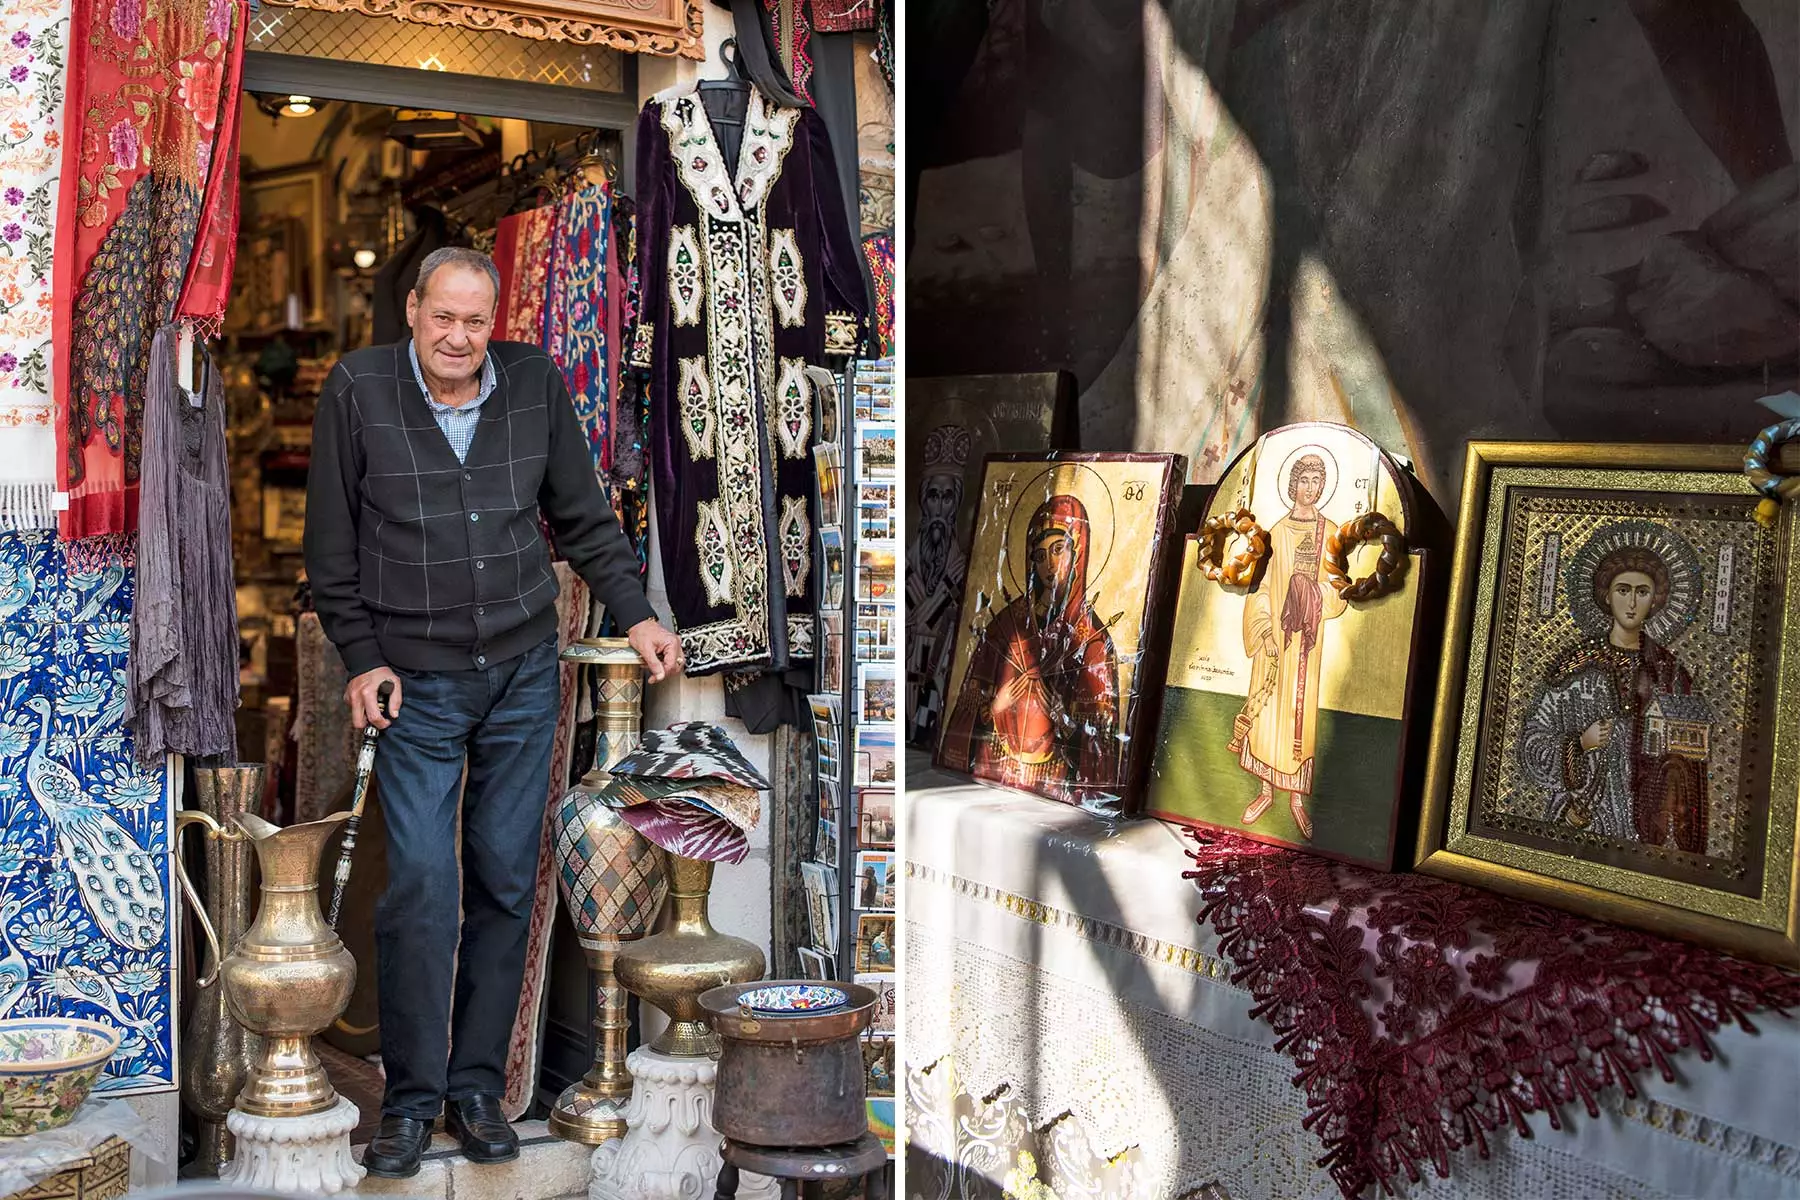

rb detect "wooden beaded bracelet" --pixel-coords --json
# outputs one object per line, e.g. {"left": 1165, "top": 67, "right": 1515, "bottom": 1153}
{"left": 1744, "top": 419, "right": 1800, "bottom": 527}
{"left": 1324, "top": 512, "right": 1409, "bottom": 601}
{"left": 1198, "top": 509, "right": 1270, "bottom": 588}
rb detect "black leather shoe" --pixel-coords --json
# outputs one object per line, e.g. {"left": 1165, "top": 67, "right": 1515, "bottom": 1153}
{"left": 446, "top": 1094, "right": 519, "bottom": 1164}
{"left": 364, "top": 1115, "right": 433, "bottom": 1178}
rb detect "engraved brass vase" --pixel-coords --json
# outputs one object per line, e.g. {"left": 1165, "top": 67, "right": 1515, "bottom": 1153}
{"left": 184, "top": 812, "right": 358, "bottom": 1117}
{"left": 179, "top": 767, "right": 265, "bottom": 1175}
{"left": 615, "top": 854, "right": 766, "bottom": 1058}
{"left": 548, "top": 638, "right": 669, "bottom": 1145}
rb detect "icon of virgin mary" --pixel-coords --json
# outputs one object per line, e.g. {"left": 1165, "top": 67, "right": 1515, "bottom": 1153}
{"left": 1519, "top": 524, "right": 1712, "bottom": 854}
{"left": 940, "top": 492, "right": 1122, "bottom": 802}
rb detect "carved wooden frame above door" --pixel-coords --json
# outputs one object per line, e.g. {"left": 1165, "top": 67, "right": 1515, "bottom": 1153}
{"left": 258, "top": 0, "right": 705, "bottom": 57}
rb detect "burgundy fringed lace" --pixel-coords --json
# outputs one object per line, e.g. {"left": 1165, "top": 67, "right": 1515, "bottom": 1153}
{"left": 1182, "top": 830, "right": 1800, "bottom": 1199}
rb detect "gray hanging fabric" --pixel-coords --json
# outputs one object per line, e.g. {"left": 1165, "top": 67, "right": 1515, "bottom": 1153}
{"left": 807, "top": 30, "right": 876, "bottom": 311}
{"left": 725, "top": 0, "right": 807, "bottom": 108}
{"left": 128, "top": 325, "right": 241, "bottom": 765}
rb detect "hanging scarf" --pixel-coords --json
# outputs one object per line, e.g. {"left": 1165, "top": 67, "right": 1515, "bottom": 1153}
{"left": 812, "top": 0, "right": 875, "bottom": 32}
{"left": 0, "top": 0, "right": 70, "bottom": 530}
{"left": 52, "top": 0, "right": 244, "bottom": 550}
{"left": 765, "top": 0, "right": 815, "bottom": 104}
{"left": 493, "top": 203, "right": 555, "bottom": 344}
{"left": 540, "top": 183, "right": 612, "bottom": 472}
{"left": 862, "top": 230, "right": 894, "bottom": 358}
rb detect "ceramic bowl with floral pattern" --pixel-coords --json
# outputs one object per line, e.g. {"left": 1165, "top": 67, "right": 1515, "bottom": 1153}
{"left": 0, "top": 1018, "right": 122, "bottom": 1136}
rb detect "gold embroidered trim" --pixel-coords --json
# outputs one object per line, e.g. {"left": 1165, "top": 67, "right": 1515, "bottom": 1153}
{"left": 769, "top": 227, "right": 807, "bottom": 328}
{"left": 825, "top": 310, "right": 859, "bottom": 356}
{"left": 779, "top": 494, "right": 810, "bottom": 598}
{"left": 694, "top": 499, "right": 733, "bottom": 607}
{"left": 676, "top": 355, "right": 714, "bottom": 459}
{"left": 669, "top": 224, "right": 703, "bottom": 327}
{"left": 774, "top": 357, "right": 812, "bottom": 459}
{"left": 904, "top": 861, "right": 1235, "bottom": 983}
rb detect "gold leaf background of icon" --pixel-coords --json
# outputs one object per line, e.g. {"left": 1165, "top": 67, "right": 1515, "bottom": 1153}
{"left": 1165, "top": 425, "right": 1417, "bottom": 721}
{"left": 944, "top": 459, "right": 1171, "bottom": 731}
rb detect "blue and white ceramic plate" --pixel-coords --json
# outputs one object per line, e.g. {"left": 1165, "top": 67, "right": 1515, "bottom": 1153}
{"left": 740, "top": 984, "right": 847, "bottom": 1016}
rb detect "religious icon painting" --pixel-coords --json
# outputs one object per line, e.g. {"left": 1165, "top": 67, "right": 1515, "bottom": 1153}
{"left": 936, "top": 452, "right": 1189, "bottom": 813}
{"left": 1146, "top": 423, "right": 1444, "bottom": 868}
{"left": 905, "top": 373, "right": 1079, "bottom": 752}
{"left": 1417, "top": 443, "right": 1800, "bottom": 967}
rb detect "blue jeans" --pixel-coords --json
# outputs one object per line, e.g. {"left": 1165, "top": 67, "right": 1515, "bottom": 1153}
{"left": 371, "top": 636, "right": 560, "bottom": 1119}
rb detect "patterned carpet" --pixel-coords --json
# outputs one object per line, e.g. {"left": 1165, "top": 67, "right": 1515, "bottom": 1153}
{"left": 316, "top": 1039, "right": 388, "bottom": 1143}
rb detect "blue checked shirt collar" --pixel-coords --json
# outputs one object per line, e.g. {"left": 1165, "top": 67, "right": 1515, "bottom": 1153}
{"left": 409, "top": 339, "right": 497, "bottom": 464}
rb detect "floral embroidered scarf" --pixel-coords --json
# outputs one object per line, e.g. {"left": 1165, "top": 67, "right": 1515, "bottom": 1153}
{"left": 52, "top": 0, "right": 243, "bottom": 548}
{"left": 862, "top": 229, "right": 893, "bottom": 358}
{"left": 540, "top": 183, "right": 612, "bottom": 473}
{"left": 0, "top": 0, "right": 68, "bottom": 530}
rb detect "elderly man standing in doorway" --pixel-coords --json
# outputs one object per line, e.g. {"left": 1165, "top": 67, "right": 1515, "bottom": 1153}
{"left": 304, "top": 246, "right": 683, "bottom": 1178}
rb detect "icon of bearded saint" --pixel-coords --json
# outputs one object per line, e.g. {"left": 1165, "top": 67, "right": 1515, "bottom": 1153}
{"left": 941, "top": 493, "right": 1122, "bottom": 802}
{"left": 905, "top": 426, "right": 969, "bottom": 745}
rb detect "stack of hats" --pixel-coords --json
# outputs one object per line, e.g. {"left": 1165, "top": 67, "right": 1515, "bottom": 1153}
{"left": 600, "top": 722, "right": 769, "bottom": 865}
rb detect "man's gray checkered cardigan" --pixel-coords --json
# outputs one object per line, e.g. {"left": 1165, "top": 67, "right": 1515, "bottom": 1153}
{"left": 304, "top": 341, "right": 654, "bottom": 677}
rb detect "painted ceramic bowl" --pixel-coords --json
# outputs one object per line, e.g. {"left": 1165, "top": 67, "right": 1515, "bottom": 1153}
{"left": 739, "top": 984, "right": 848, "bottom": 1016}
{"left": 0, "top": 1018, "right": 122, "bottom": 1136}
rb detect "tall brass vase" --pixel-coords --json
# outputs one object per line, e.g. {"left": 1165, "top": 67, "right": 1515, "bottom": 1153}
{"left": 219, "top": 813, "right": 358, "bottom": 1116}
{"left": 548, "top": 639, "right": 668, "bottom": 1145}
{"left": 615, "top": 854, "right": 766, "bottom": 1058}
{"left": 179, "top": 766, "right": 265, "bottom": 1175}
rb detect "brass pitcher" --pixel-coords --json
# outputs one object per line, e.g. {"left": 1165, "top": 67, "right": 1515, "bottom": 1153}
{"left": 615, "top": 854, "right": 765, "bottom": 1058}
{"left": 179, "top": 767, "right": 265, "bottom": 1175}
{"left": 178, "top": 810, "right": 358, "bottom": 1117}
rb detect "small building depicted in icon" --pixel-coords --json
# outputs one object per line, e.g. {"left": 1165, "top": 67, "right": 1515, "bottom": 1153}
{"left": 1643, "top": 693, "right": 1712, "bottom": 761}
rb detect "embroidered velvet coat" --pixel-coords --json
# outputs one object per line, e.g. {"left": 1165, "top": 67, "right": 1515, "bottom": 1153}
{"left": 633, "top": 88, "right": 866, "bottom": 675}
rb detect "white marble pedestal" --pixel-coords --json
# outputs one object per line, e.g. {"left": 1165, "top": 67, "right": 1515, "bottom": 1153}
{"left": 219, "top": 1095, "right": 366, "bottom": 1194}
{"left": 589, "top": 1048, "right": 776, "bottom": 1200}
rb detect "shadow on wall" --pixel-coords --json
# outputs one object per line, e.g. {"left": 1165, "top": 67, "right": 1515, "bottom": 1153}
{"left": 907, "top": 0, "right": 1800, "bottom": 505}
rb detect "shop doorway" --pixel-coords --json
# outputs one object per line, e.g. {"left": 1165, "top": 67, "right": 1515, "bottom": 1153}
{"left": 213, "top": 66, "right": 632, "bottom": 1136}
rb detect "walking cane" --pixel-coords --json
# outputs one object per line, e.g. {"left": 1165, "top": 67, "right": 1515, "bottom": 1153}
{"left": 326, "top": 681, "right": 393, "bottom": 931}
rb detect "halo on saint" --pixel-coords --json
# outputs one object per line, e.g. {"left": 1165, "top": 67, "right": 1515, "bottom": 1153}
{"left": 1562, "top": 519, "right": 1703, "bottom": 645}
{"left": 1001, "top": 462, "right": 1118, "bottom": 600}
{"left": 1269, "top": 443, "right": 1340, "bottom": 513}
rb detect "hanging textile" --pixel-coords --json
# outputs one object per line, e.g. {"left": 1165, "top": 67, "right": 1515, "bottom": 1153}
{"left": 127, "top": 325, "right": 239, "bottom": 764}
{"left": 502, "top": 563, "right": 588, "bottom": 1120}
{"left": 52, "top": 0, "right": 245, "bottom": 548}
{"left": 863, "top": 230, "right": 894, "bottom": 357}
{"left": 876, "top": 0, "right": 893, "bottom": 88}
{"left": 493, "top": 204, "right": 556, "bottom": 344}
{"left": 634, "top": 87, "right": 868, "bottom": 676}
{"left": 766, "top": 0, "right": 815, "bottom": 104}
{"left": 0, "top": 1, "right": 70, "bottom": 530}
{"left": 173, "top": 26, "right": 244, "bottom": 332}
{"left": 292, "top": 612, "right": 357, "bottom": 826}
{"left": 541, "top": 184, "right": 613, "bottom": 472}
{"left": 812, "top": 0, "right": 875, "bottom": 32}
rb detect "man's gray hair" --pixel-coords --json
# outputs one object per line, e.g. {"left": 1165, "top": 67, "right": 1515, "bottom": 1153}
{"left": 414, "top": 247, "right": 501, "bottom": 305}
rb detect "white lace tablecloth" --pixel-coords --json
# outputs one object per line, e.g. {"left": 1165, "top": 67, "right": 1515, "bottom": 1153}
{"left": 902, "top": 753, "right": 1800, "bottom": 1200}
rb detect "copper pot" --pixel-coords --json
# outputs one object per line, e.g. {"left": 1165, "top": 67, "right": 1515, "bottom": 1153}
{"left": 700, "top": 981, "right": 876, "bottom": 1148}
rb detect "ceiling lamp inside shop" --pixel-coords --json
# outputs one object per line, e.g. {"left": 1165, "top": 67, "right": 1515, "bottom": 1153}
{"left": 385, "top": 110, "right": 485, "bottom": 150}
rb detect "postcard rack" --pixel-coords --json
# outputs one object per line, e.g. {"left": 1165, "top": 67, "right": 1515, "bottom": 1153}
{"left": 805, "top": 356, "right": 897, "bottom": 1152}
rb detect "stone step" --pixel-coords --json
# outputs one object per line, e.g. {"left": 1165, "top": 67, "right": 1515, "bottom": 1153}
{"left": 352, "top": 1120, "right": 593, "bottom": 1200}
